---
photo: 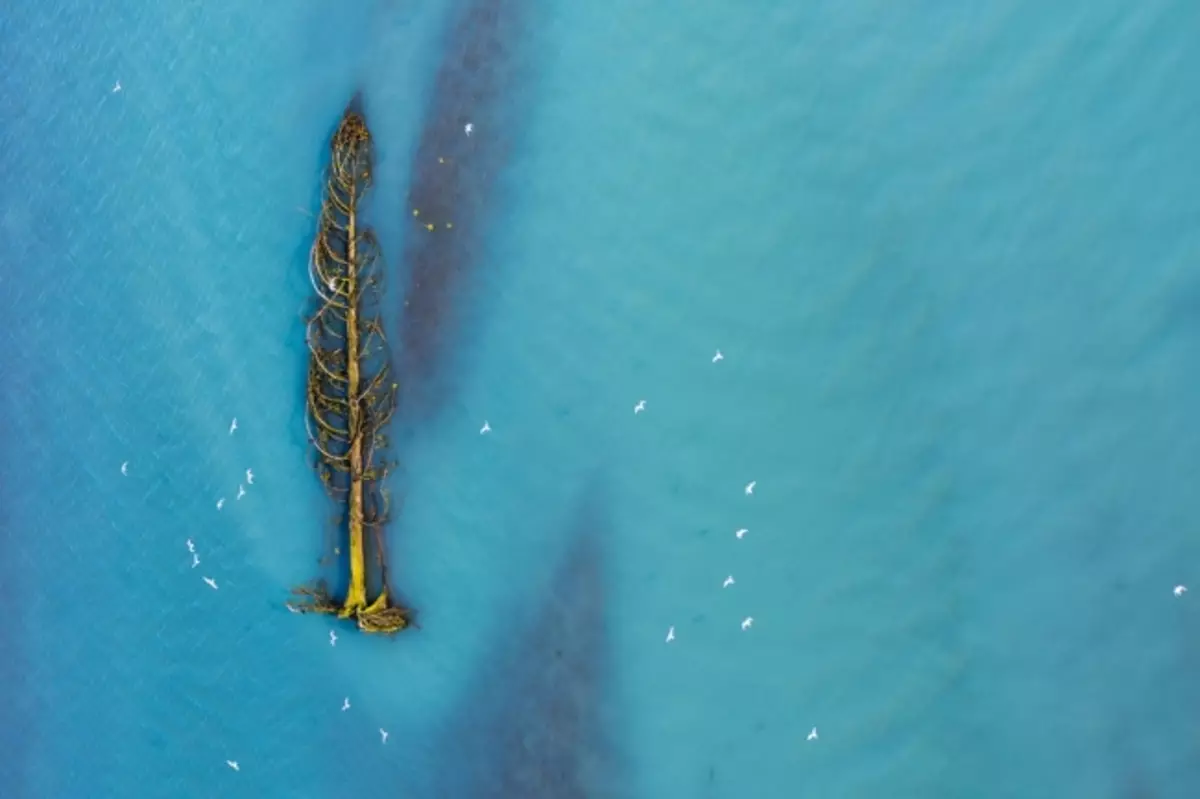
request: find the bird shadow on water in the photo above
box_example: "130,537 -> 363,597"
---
426,476 -> 628,798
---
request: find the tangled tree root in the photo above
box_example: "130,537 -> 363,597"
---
290,96 -> 411,636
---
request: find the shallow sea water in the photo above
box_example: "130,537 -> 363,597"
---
1,1 -> 1199,797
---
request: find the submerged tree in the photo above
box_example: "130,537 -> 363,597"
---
289,97 -> 411,634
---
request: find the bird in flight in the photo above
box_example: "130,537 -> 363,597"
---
665,626 -> 675,643
229,418 -> 238,435
735,528 -> 748,540
186,538 -> 195,553
807,727 -> 818,741
245,468 -> 254,485
329,630 -> 338,647
112,80 -> 121,93
379,728 -> 389,744
191,553 -> 200,569
480,421 -> 491,435
741,617 -> 753,631
120,461 -> 129,476
745,481 -> 756,495
1175,585 -> 1188,597
203,577 -> 219,590
464,122 -> 473,136
216,498 -> 225,510
341,697 -> 351,711
236,485 -> 246,500
712,350 -> 724,363
226,760 -> 239,771
723,575 -> 735,588
634,399 -> 646,414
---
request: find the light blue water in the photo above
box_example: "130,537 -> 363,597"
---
2,1 -> 1199,797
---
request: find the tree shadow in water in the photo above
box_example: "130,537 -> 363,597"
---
432,481 -> 626,798
394,0 -> 532,426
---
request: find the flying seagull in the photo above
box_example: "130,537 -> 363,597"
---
745,481 -> 756,495
665,626 -> 675,643
203,576 -> 219,590
741,617 -> 753,631
634,400 -> 646,414
712,350 -> 724,363
229,417 -> 238,435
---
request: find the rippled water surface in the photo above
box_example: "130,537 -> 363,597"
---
2,1 -> 1199,797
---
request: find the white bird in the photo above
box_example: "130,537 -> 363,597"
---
464,122 -> 473,136
634,400 -> 646,414
342,697 -> 351,711
1175,585 -> 1187,597
120,461 -> 129,476
236,484 -> 246,500
330,630 -> 338,647
665,626 -> 675,643
226,760 -> 239,771
112,80 -> 121,93
245,468 -> 254,485
203,576 -> 219,590
723,575 -> 735,588
379,728 -> 389,744
741,616 -> 753,631
735,528 -> 748,540
286,603 -> 301,614
186,538 -> 196,553
216,498 -> 225,510
712,350 -> 724,363
480,421 -> 491,435
807,727 -> 818,741
745,481 -> 756,495
191,553 -> 200,569
229,417 -> 238,434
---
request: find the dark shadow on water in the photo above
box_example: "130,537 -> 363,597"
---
431,479 -> 626,797
0,347 -> 32,797
394,0 -> 532,426
0,496 -> 30,798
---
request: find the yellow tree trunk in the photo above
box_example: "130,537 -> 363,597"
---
340,179 -> 367,618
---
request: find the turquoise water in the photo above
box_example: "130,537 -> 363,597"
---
2,0 -> 1199,796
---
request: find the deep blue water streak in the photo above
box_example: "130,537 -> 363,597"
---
2,1 -> 1200,798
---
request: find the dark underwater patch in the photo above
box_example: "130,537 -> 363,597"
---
432,482 -> 626,798
0,494 -> 31,798
394,0 -> 531,425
